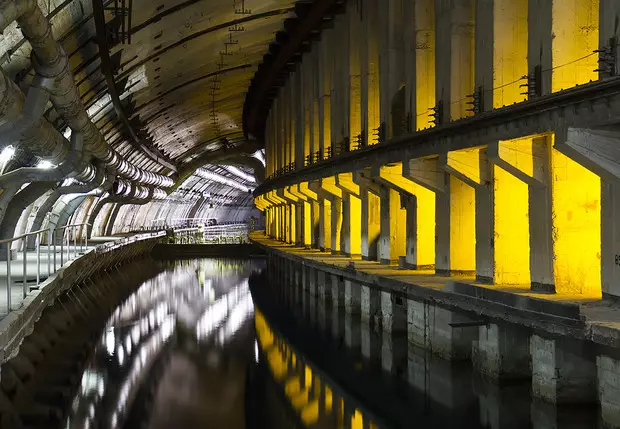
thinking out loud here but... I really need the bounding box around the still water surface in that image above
[63,258,599,429]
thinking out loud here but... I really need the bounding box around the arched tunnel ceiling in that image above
[0,0,294,175]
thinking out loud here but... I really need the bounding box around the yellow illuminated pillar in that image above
[415,0,435,130]
[361,188,381,260]
[378,187,406,265]
[552,0,599,92]
[336,173,362,257]
[493,0,528,107]
[493,165,531,285]
[321,198,332,252]
[551,148,601,296]
[448,175,476,274]
[450,0,475,120]
[362,0,380,145]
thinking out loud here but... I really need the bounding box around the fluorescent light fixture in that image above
[223,165,256,183]
[195,168,254,192]
[37,160,55,169]
[0,145,15,164]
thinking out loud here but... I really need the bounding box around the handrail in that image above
[57,222,91,231]
[0,227,48,245]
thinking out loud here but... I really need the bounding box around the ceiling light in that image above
[0,145,15,163]
[37,160,55,169]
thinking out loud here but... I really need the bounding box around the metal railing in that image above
[55,222,90,269]
[0,223,91,313]
[171,223,250,244]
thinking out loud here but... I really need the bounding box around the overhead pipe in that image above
[0,0,173,187]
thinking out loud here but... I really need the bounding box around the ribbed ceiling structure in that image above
[0,0,315,237]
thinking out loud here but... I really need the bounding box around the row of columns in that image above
[265,0,618,178]
[258,128,620,298]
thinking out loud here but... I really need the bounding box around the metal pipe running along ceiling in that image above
[0,0,173,189]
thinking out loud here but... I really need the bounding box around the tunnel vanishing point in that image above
[0,0,620,426]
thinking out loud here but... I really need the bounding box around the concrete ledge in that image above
[445,281,583,322]
[251,233,619,347]
[0,234,163,364]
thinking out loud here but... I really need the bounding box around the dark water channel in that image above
[62,258,600,429]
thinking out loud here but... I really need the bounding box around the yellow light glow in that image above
[493,0,528,107]
[449,175,476,273]
[303,201,311,246]
[387,188,406,262]
[552,0,599,92]
[494,165,531,285]
[322,198,332,251]
[332,198,343,253]
[415,0,436,129]
[379,165,435,266]
[290,204,296,244]
[450,3,475,120]
[551,147,601,297]
[367,191,380,255]
[351,409,364,429]
[348,194,362,256]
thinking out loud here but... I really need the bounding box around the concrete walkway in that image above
[250,232,620,348]
[0,236,119,316]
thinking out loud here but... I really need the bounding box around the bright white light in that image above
[252,149,265,166]
[195,168,254,192]
[37,160,55,169]
[0,146,15,163]
[223,165,256,183]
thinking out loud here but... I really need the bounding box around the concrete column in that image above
[360,187,380,260]
[475,0,493,111]
[408,299,478,360]
[472,323,531,380]
[414,0,436,130]
[600,0,620,80]
[362,0,381,145]
[318,30,332,159]
[379,0,405,139]
[344,279,360,315]
[435,0,475,122]
[602,181,620,297]
[597,355,620,428]
[527,0,552,95]
[378,187,406,265]
[443,149,489,278]
[319,197,331,252]
[530,335,597,404]
[330,197,343,254]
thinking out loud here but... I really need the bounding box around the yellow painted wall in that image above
[493,0,528,107]
[449,175,476,272]
[552,0,599,92]
[415,0,436,129]
[551,148,601,296]
[494,166,531,285]
[290,204,296,244]
[368,191,381,250]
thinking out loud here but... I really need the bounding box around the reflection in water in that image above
[62,260,596,429]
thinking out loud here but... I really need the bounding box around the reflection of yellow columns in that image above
[377,164,435,269]
[552,143,601,297]
[552,0,599,92]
